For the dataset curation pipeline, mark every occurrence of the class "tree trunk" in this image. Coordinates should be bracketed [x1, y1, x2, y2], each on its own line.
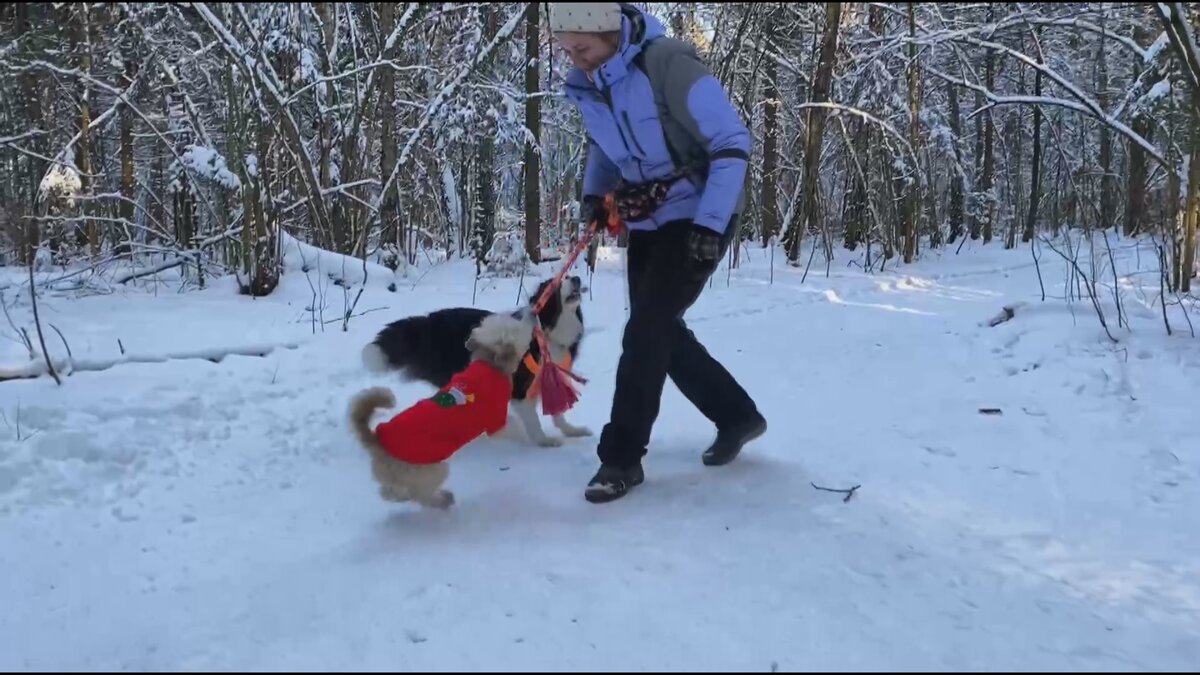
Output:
[225, 59, 245, 274]
[227, 45, 274, 296]
[168, 88, 195, 270]
[315, 3, 333, 198]
[1005, 62, 1025, 250]
[72, 3, 97, 258]
[1024, 43, 1043, 243]
[253, 119, 279, 295]
[902, 2, 919, 263]
[843, 118, 868, 250]
[981, 24, 996, 244]
[1167, 159, 1182, 292]
[16, 2, 43, 265]
[1051, 113, 1063, 233]
[1125, 115, 1151, 237]
[946, 79, 964, 244]
[473, 5, 499, 268]
[118, 27, 137, 258]
[1125, 23, 1156, 237]
[1097, 7, 1116, 233]
[1181, 134, 1199, 293]
[378, 1, 400, 270]
[523, 2, 542, 264]
[784, 1, 841, 263]
[475, 141, 496, 267]
[970, 87, 984, 241]
[761, 8, 781, 247]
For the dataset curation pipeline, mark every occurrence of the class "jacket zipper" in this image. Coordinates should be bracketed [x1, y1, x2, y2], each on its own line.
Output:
[621, 111, 647, 156]
[601, 87, 632, 154]
[601, 85, 644, 180]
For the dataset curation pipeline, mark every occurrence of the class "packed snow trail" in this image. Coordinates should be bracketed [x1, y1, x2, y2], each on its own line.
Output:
[1, 237, 1198, 670]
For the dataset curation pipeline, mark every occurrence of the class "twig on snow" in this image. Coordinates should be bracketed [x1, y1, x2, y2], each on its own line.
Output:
[1031, 235, 1045, 302]
[1, 291, 34, 358]
[1158, 243, 1173, 336]
[323, 305, 390, 326]
[1040, 234, 1117, 343]
[49, 324, 74, 373]
[28, 256, 61, 386]
[1178, 292, 1196, 338]
[1, 402, 40, 442]
[811, 482, 861, 503]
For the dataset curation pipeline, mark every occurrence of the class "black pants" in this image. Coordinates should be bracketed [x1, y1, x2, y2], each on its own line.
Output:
[597, 219, 760, 468]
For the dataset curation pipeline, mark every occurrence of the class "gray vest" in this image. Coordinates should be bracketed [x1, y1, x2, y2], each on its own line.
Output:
[633, 36, 749, 217]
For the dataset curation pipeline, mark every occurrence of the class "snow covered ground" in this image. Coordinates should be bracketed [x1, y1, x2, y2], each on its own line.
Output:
[1, 231, 1198, 671]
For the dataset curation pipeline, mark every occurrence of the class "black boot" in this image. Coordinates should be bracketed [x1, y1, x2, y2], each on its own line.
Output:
[702, 413, 767, 466]
[584, 463, 645, 503]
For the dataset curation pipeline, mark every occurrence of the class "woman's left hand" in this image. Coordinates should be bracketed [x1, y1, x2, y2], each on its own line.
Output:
[686, 225, 722, 279]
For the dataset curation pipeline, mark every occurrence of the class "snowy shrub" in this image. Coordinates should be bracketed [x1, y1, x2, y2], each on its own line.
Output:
[39, 162, 83, 207]
[483, 230, 528, 278]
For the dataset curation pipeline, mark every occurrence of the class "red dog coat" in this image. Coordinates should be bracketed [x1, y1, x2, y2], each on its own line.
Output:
[374, 360, 512, 464]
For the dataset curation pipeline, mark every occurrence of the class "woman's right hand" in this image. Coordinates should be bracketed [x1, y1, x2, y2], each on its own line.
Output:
[582, 194, 622, 236]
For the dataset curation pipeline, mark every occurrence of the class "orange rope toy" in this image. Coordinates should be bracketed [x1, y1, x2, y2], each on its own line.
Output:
[528, 194, 621, 416]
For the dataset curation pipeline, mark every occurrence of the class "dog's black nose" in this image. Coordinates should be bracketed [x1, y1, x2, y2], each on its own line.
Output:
[570, 275, 582, 288]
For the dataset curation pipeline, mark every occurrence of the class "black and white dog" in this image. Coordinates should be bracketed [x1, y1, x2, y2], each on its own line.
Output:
[361, 276, 591, 447]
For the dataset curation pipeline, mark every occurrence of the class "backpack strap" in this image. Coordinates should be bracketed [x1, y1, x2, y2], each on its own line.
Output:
[631, 38, 712, 185]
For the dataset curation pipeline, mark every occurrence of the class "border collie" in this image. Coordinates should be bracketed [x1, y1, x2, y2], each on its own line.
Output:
[361, 276, 591, 447]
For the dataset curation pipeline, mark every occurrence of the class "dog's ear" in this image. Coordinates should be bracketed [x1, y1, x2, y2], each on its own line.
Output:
[465, 335, 480, 353]
[513, 306, 536, 325]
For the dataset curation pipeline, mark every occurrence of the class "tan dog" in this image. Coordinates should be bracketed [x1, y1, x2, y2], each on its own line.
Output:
[348, 311, 535, 509]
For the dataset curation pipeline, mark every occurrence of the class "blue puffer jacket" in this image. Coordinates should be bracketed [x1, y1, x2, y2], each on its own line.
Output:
[563, 5, 750, 235]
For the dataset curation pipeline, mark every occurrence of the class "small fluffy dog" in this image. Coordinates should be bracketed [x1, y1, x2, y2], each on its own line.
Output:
[361, 276, 590, 447]
[348, 312, 535, 509]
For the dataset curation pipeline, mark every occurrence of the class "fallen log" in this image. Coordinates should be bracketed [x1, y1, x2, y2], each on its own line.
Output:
[1, 342, 302, 383]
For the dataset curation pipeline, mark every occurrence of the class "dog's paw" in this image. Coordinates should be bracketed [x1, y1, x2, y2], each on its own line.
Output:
[425, 490, 455, 510]
[552, 416, 593, 438]
[380, 485, 410, 502]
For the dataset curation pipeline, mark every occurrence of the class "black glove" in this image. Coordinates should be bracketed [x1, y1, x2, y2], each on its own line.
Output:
[685, 224, 723, 279]
[581, 195, 605, 227]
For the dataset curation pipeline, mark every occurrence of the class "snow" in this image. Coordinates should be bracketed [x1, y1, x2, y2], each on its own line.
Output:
[1145, 31, 1170, 64]
[169, 145, 242, 191]
[1, 231, 1199, 670]
[293, 49, 322, 98]
[1140, 78, 1172, 107]
[441, 164, 462, 230]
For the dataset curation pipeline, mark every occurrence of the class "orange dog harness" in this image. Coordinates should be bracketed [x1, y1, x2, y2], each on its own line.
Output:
[522, 351, 574, 399]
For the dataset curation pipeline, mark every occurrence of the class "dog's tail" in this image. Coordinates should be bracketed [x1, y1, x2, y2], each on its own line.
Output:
[348, 386, 396, 457]
[361, 342, 391, 374]
[360, 317, 428, 376]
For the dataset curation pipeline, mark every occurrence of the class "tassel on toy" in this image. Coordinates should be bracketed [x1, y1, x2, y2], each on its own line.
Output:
[532, 324, 588, 417]
[523, 206, 613, 417]
[538, 359, 587, 417]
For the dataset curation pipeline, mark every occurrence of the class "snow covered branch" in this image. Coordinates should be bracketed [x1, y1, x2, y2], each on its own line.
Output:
[922, 61, 1168, 168]
[0, 130, 46, 147]
[377, 4, 526, 210]
[1155, 3, 1200, 112]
